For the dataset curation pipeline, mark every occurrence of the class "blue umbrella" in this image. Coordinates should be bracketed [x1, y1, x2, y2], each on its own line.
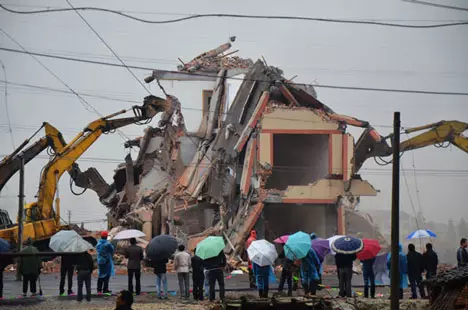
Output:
[406, 229, 436, 239]
[331, 236, 363, 254]
[284, 231, 311, 260]
[0, 238, 10, 253]
[146, 235, 178, 260]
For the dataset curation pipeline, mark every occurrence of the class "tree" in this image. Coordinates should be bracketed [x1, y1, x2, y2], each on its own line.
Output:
[448, 219, 457, 241]
[458, 218, 468, 239]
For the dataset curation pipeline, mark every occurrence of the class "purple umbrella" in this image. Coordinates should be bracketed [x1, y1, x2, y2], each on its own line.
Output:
[311, 238, 330, 262]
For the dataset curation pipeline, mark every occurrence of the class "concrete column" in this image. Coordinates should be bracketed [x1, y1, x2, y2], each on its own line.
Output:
[204, 208, 214, 230]
[138, 209, 153, 241]
[337, 204, 346, 235]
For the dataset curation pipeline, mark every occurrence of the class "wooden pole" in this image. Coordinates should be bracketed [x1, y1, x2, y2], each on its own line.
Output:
[390, 112, 401, 310]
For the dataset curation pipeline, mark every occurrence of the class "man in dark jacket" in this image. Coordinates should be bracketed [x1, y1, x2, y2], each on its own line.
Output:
[115, 290, 134, 310]
[191, 248, 204, 301]
[19, 238, 42, 296]
[76, 249, 94, 302]
[457, 238, 468, 267]
[406, 243, 426, 299]
[153, 258, 168, 299]
[204, 250, 226, 301]
[335, 253, 356, 297]
[422, 243, 438, 279]
[278, 250, 293, 296]
[124, 238, 143, 295]
[59, 255, 75, 296]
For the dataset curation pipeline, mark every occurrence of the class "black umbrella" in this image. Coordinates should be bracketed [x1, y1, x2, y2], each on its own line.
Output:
[146, 235, 178, 260]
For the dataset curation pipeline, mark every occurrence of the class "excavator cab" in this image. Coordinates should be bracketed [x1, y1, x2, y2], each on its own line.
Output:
[0, 209, 13, 230]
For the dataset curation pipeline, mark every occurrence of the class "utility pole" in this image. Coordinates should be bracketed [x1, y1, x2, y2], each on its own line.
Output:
[67, 210, 72, 225]
[390, 112, 401, 310]
[16, 157, 25, 281]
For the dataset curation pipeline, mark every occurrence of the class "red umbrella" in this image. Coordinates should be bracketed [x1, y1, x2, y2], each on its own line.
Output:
[273, 235, 289, 244]
[357, 239, 381, 261]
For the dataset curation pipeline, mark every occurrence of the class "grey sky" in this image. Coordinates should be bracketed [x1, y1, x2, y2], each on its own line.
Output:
[1, 0, 467, 230]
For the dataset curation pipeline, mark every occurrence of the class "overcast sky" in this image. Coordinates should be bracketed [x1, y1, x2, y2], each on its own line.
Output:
[1, 0, 467, 231]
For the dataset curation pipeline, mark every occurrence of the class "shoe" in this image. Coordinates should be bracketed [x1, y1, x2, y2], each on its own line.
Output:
[22, 293, 27, 297]
[68, 291, 75, 296]
[60, 293, 67, 297]
[97, 292, 103, 296]
[158, 295, 162, 300]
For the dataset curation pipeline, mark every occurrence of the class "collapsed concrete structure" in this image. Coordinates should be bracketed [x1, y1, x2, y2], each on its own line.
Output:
[104, 40, 388, 262]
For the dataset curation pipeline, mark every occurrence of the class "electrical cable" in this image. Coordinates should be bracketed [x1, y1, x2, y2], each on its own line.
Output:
[1, 47, 467, 96]
[1, 4, 468, 28]
[401, 0, 468, 12]
[0, 60, 14, 149]
[0, 28, 130, 141]
[65, 0, 151, 95]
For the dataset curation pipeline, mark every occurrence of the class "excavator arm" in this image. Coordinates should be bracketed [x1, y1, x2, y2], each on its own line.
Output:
[353, 120, 468, 173]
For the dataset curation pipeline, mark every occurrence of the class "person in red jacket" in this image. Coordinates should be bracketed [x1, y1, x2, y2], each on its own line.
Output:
[245, 230, 257, 288]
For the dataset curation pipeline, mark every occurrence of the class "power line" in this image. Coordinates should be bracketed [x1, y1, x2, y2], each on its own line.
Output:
[402, 0, 468, 12]
[65, 0, 151, 95]
[0, 60, 14, 149]
[1, 47, 468, 96]
[1, 4, 468, 28]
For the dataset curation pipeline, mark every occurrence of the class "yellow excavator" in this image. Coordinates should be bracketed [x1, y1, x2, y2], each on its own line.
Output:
[0, 95, 166, 248]
[353, 120, 468, 173]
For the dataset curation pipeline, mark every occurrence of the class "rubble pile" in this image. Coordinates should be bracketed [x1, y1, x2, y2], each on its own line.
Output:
[102, 40, 385, 266]
[425, 266, 468, 310]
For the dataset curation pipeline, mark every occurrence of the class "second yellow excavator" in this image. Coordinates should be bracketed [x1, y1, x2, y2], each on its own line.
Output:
[353, 120, 468, 173]
[0, 95, 166, 248]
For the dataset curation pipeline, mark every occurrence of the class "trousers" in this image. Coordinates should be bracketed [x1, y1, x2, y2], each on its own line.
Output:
[97, 276, 110, 293]
[128, 269, 141, 295]
[363, 269, 375, 298]
[77, 271, 91, 301]
[338, 267, 353, 297]
[208, 269, 225, 301]
[177, 272, 190, 298]
[23, 274, 38, 294]
[409, 276, 426, 299]
[278, 270, 292, 296]
[0, 270, 3, 298]
[192, 273, 204, 301]
[59, 266, 74, 294]
[156, 273, 168, 297]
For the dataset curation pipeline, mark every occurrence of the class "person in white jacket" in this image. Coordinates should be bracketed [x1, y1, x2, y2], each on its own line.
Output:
[174, 245, 192, 298]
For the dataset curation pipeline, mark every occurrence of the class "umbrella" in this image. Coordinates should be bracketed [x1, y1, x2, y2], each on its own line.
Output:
[113, 229, 146, 240]
[357, 239, 381, 261]
[331, 236, 363, 255]
[247, 239, 278, 267]
[273, 235, 289, 244]
[49, 230, 93, 252]
[0, 238, 10, 253]
[406, 229, 437, 239]
[284, 231, 311, 260]
[311, 238, 330, 262]
[195, 236, 225, 260]
[146, 235, 178, 260]
[327, 235, 345, 255]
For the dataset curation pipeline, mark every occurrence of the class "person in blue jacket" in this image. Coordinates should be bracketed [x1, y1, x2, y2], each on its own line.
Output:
[301, 248, 321, 296]
[387, 243, 408, 299]
[252, 262, 273, 298]
[96, 231, 115, 294]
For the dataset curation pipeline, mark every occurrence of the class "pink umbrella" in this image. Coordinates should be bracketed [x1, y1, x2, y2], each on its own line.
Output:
[273, 235, 289, 244]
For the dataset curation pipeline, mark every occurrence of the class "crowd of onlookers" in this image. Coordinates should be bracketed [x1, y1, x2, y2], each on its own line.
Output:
[0, 232, 467, 303]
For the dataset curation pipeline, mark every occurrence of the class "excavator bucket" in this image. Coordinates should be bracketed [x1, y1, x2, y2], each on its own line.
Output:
[140, 95, 167, 119]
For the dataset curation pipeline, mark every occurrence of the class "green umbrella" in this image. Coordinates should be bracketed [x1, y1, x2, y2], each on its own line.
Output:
[195, 236, 225, 260]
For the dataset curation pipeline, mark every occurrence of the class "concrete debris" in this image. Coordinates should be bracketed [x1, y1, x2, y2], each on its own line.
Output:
[104, 40, 388, 266]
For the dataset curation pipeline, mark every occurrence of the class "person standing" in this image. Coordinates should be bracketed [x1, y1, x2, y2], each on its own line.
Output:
[301, 248, 321, 296]
[125, 238, 143, 295]
[406, 243, 426, 299]
[457, 238, 468, 267]
[153, 258, 168, 299]
[174, 245, 191, 299]
[204, 249, 226, 301]
[253, 262, 272, 298]
[59, 255, 75, 296]
[245, 230, 257, 288]
[422, 243, 438, 279]
[191, 248, 204, 301]
[335, 253, 356, 298]
[387, 243, 408, 299]
[19, 238, 42, 297]
[361, 257, 376, 298]
[76, 249, 94, 302]
[115, 290, 134, 310]
[278, 250, 293, 296]
[0, 253, 13, 299]
[96, 231, 115, 294]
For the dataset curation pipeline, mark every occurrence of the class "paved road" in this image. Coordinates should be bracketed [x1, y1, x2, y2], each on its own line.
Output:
[3, 272, 371, 297]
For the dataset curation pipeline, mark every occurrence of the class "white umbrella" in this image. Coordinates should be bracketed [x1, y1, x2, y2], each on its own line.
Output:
[113, 229, 146, 240]
[247, 239, 278, 267]
[49, 230, 93, 252]
[327, 235, 345, 255]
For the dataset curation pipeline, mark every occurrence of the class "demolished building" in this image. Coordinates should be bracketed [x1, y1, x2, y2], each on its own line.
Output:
[104, 39, 388, 262]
